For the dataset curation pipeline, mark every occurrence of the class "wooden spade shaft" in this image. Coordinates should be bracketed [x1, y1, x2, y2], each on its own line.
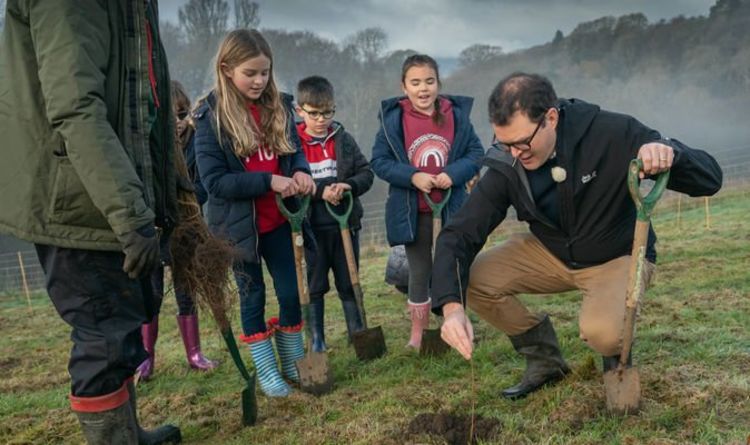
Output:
[432, 217, 441, 257]
[291, 235, 312, 341]
[620, 219, 650, 370]
[340, 227, 368, 328]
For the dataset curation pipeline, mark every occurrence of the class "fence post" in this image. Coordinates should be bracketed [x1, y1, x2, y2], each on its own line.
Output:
[704, 197, 711, 230]
[17, 251, 33, 312]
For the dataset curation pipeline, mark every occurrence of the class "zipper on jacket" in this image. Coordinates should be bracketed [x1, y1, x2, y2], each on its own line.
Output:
[441, 100, 461, 222]
[159, 70, 170, 230]
[143, 4, 171, 230]
[556, 122, 576, 265]
[559, 184, 575, 264]
[135, 6, 151, 211]
[380, 103, 407, 163]
[379, 103, 414, 241]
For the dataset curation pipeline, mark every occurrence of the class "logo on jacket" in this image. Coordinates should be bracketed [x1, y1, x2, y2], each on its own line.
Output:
[581, 170, 597, 184]
[408, 133, 450, 168]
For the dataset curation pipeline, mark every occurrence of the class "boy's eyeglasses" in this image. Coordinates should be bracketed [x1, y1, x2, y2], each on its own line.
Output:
[491, 116, 545, 153]
[301, 106, 336, 120]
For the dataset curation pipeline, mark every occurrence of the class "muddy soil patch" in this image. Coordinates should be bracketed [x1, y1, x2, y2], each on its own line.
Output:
[0, 356, 20, 371]
[404, 411, 501, 445]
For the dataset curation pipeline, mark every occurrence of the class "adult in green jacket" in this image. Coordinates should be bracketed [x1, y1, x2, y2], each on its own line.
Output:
[0, 1, 180, 444]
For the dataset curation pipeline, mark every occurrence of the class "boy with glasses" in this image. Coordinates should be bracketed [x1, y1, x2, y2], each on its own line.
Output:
[295, 76, 374, 351]
[432, 72, 722, 403]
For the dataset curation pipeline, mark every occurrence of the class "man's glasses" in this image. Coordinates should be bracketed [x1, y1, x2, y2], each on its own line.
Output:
[492, 116, 545, 153]
[301, 106, 335, 120]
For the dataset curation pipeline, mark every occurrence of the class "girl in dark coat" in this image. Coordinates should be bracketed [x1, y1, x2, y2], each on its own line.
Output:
[194, 29, 314, 397]
[370, 54, 484, 349]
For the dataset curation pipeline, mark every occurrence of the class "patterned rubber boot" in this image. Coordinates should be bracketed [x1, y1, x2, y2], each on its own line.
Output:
[272, 319, 305, 383]
[243, 330, 291, 397]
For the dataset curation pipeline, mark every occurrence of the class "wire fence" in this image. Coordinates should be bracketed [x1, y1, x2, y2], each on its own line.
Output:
[1, 146, 747, 298]
[0, 250, 44, 299]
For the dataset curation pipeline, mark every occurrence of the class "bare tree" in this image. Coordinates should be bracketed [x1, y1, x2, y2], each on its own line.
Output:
[234, 0, 259, 29]
[346, 27, 388, 64]
[177, 0, 230, 97]
[179, 0, 229, 47]
[458, 43, 503, 67]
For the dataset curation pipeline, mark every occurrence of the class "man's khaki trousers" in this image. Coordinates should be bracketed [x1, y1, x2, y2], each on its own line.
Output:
[467, 233, 654, 357]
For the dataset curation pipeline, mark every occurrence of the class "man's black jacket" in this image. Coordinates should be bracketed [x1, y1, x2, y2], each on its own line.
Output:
[431, 98, 723, 312]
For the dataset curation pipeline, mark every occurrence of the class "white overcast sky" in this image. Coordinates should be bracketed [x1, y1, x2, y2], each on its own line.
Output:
[158, 0, 716, 57]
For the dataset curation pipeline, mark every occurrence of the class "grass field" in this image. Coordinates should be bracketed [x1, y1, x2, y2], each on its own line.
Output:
[1, 188, 748, 445]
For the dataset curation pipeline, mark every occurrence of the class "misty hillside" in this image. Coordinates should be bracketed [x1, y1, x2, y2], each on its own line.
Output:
[446, 0, 750, 150]
[2, 0, 746, 151]
[160, 0, 748, 158]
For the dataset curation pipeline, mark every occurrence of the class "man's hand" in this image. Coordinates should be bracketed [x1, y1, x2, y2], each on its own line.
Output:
[117, 224, 160, 279]
[434, 172, 453, 190]
[293, 171, 316, 195]
[637, 142, 673, 179]
[441, 302, 475, 360]
[411, 172, 436, 193]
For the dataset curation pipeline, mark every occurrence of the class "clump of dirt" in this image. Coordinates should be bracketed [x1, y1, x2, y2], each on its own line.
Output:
[405, 412, 501, 445]
[0, 357, 20, 371]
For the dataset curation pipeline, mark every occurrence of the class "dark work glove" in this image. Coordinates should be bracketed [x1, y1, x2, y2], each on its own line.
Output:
[117, 224, 160, 279]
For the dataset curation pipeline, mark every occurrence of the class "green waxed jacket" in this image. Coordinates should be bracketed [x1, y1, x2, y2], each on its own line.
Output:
[0, 0, 177, 251]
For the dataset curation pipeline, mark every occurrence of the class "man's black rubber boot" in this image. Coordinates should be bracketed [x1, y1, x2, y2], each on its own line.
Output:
[501, 314, 571, 400]
[127, 382, 182, 444]
[75, 403, 138, 445]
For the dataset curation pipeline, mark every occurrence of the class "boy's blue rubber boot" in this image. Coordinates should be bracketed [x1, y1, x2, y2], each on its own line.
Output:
[309, 297, 327, 352]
